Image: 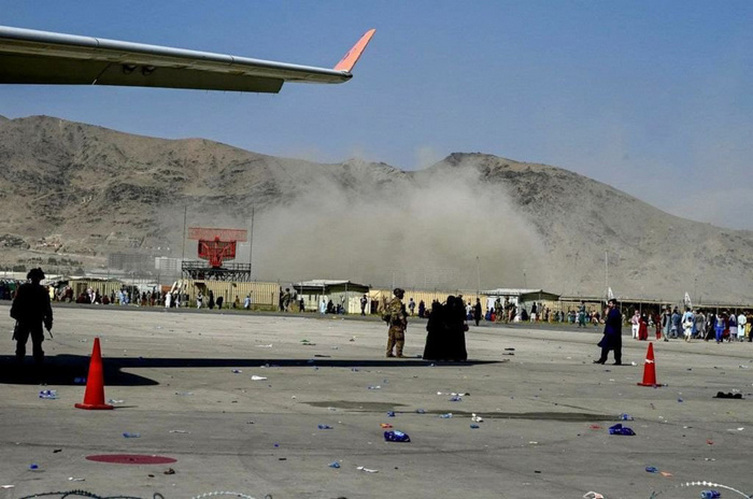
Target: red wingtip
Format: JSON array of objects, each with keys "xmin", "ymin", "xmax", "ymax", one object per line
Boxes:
[{"xmin": 334, "ymin": 28, "xmax": 376, "ymax": 73}]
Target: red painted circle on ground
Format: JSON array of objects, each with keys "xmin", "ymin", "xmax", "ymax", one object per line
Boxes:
[{"xmin": 86, "ymin": 454, "xmax": 177, "ymax": 465}]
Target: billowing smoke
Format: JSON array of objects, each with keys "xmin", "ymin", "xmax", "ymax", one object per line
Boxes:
[{"xmin": 247, "ymin": 160, "xmax": 547, "ymax": 290}]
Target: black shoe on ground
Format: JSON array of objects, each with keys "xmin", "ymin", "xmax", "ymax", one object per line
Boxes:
[{"xmin": 593, "ymin": 360, "xmax": 605, "ymax": 364}]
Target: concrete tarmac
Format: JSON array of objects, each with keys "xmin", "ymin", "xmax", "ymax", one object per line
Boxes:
[{"xmin": 1, "ymin": 305, "xmax": 751, "ymax": 499}]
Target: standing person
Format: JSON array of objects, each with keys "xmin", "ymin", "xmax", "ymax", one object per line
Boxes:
[
  {"xmin": 408, "ymin": 297, "xmax": 416, "ymax": 316},
  {"xmin": 594, "ymin": 299, "xmax": 622, "ymax": 365},
  {"xmin": 423, "ymin": 300, "xmax": 447, "ymax": 361},
  {"xmin": 631, "ymin": 310, "xmax": 641, "ymax": 339},
  {"xmin": 196, "ymin": 291, "xmax": 204, "ymax": 309},
  {"xmin": 681, "ymin": 307, "xmax": 694, "ymax": 342},
  {"xmin": 446, "ymin": 295, "xmax": 468, "ymax": 361},
  {"xmin": 473, "ymin": 298, "xmax": 482, "ymax": 327},
  {"xmin": 728, "ymin": 312, "xmax": 738, "ymax": 341},
  {"xmin": 11, "ymin": 268, "xmax": 53, "ymax": 364},
  {"xmin": 418, "ymin": 300, "xmax": 426, "ymax": 318},
  {"xmin": 243, "ymin": 294, "xmax": 251, "ymax": 310},
  {"xmin": 714, "ymin": 312, "xmax": 726, "ymax": 343},
  {"xmin": 319, "ymin": 297, "xmax": 327, "ymax": 315},
  {"xmin": 360, "ymin": 294, "xmax": 368, "ymax": 316},
  {"xmin": 298, "ymin": 296, "xmax": 305, "ymax": 312},
  {"xmin": 693, "ymin": 310, "xmax": 706, "ymax": 340},
  {"xmin": 208, "ymin": 290, "xmax": 215, "ymax": 310},
  {"xmin": 281, "ymin": 288, "xmax": 291, "ymax": 312},
  {"xmin": 216, "ymin": 295, "xmax": 224, "ymax": 310},
  {"xmin": 577, "ymin": 301, "xmax": 587, "ymax": 328},
  {"xmin": 385, "ymin": 288, "xmax": 408, "ymax": 358},
  {"xmin": 638, "ymin": 312, "xmax": 649, "ymax": 341},
  {"xmin": 661, "ymin": 306, "xmax": 672, "ymax": 341}
]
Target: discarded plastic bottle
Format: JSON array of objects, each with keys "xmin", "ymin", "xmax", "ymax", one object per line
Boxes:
[
  {"xmin": 608, "ymin": 424, "xmax": 635, "ymax": 436},
  {"xmin": 440, "ymin": 413, "xmax": 453, "ymax": 419},
  {"xmin": 700, "ymin": 490, "xmax": 721, "ymax": 499},
  {"xmin": 29, "ymin": 463, "xmax": 40, "ymax": 471},
  {"xmin": 39, "ymin": 389, "xmax": 58, "ymax": 399},
  {"xmin": 384, "ymin": 430, "xmax": 411, "ymax": 442},
  {"xmin": 645, "ymin": 466, "xmax": 658, "ymax": 473},
  {"xmin": 317, "ymin": 424, "xmax": 333, "ymax": 430},
  {"xmin": 619, "ymin": 413, "xmax": 634, "ymax": 421},
  {"xmin": 122, "ymin": 432, "xmax": 141, "ymax": 438},
  {"xmin": 470, "ymin": 424, "xmax": 480, "ymax": 429},
  {"xmin": 415, "ymin": 408, "xmax": 426, "ymax": 414},
  {"xmin": 386, "ymin": 411, "xmax": 395, "ymax": 417},
  {"xmin": 449, "ymin": 396, "xmax": 462, "ymax": 402},
  {"xmin": 328, "ymin": 461, "xmax": 341, "ymax": 469}
]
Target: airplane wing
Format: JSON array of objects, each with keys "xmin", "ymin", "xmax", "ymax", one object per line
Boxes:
[{"xmin": 0, "ymin": 25, "xmax": 375, "ymax": 93}]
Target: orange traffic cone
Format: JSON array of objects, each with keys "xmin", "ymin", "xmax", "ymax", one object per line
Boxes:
[
  {"xmin": 75, "ymin": 337, "xmax": 114, "ymax": 410},
  {"xmin": 637, "ymin": 342, "xmax": 661, "ymax": 387}
]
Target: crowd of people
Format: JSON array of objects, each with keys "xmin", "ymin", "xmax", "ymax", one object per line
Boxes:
[{"xmin": 628, "ymin": 306, "xmax": 752, "ymax": 343}]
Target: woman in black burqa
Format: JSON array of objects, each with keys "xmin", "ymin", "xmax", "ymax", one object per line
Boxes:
[{"xmin": 423, "ymin": 296, "xmax": 468, "ymax": 362}]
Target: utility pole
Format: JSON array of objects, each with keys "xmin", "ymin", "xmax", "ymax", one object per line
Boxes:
[
  {"xmin": 181, "ymin": 206, "xmax": 187, "ymax": 261},
  {"xmin": 249, "ymin": 206, "xmax": 255, "ymax": 270}
]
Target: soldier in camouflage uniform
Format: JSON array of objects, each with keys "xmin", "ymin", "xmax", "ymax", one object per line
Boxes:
[{"xmin": 386, "ymin": 288, "xmax": 408, "ymax": 358}]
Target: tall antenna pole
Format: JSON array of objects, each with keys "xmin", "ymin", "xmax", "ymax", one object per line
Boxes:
[
  {"xmin": 476, "ymin": 256, "xmax": 481, "ymax": 295},
  {"xmin": 604, "ymin": 251, "xmax": 609, "ymax": 300},
  {"xmin": 181, "ymin": 205, "xmax": 187, "ymax": 260},
  {"xmin": 249, "ymin": 206, "xmax": 255, "ymax": 269}
]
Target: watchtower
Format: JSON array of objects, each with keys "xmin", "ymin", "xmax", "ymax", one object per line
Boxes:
[{"xmin": 181, "ymin": 227, "xmax": 252, "ymax": 281}]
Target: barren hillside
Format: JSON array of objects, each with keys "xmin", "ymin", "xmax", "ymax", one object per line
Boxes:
[{"xmin": 1, "ymin": 115, "xmax": 751, "ymax": 303}]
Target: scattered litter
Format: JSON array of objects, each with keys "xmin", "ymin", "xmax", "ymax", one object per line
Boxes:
[
  {"xmin": 384, "ymin": 430, "xmax": 411, "ymax": 442},
  {"xmin": 169, "ymin": 430, "xmax": 189, "ymax": 434},
  {"xmin": 449, "ymin": 396, "xmax": 462, "ymax": 402},
  {"xmin": 108, "ymin": 399, "xmax": 124, "ymax": 405},
  {"xmin": 328, "ymin": 461, "xmax": 341, "ymax": 469},
  {"xmin": 251, "ymin": 375, "xmax": 268, "ymax": 381},
  {"xmin": 317, "ymin": 424, "xmax": 333, "ymax": 430},
  {"xmin": 39, "ymin": 389, "xmax": 58, "ymax": 399},
  {"xmin": 677, "ymin": 398, "xmax": 683, "ymax": 403},
  {"xmin": 700, "ymin": 491, "xmax": 721, "ymax": 499},
  {"xmin": 232, "ymin": 369, "xmax": 242, "ymax": 373},
  {"xmin": 470, "ymin": 424, "xmax": 480, "ymax": 429},
  {"xmin": 619, "ymin": 413, "xmax": 634, "ymax": 421},
  {"xmin": 386, "ymin": 411, "xmax": 395, "ymax": 417},
  {"xmin": 471, "ymin": 413, "xmax": 483, "ymax": 423},
  {"xmin": 504, "ymin": 348, "xmax": 515, "ymax": 351},
  {"xmin": 589, "ymin": 424, "xmax": 602, "ymax": 430},
  {"xmin": 440, "ymin": 413, "xmax": 453, "ymax": 419},
  {"xmin": 314, "ymin": 354, "xmax": 331, "ymax": 358},
  {"xmin": 704, "ymin": 457, "xmax": 716, "ymax": 461},
  {"xmin": 28, "ymin": 463, "xmax": 40, "ymax": 471},
  {"xmin": 706, "ymin": 439, "xmax": 714, "ymax": 445},
  {"xmin": 739, "ymin": 365, "xmax": 749, "ymax": 369},
  {"xmin": 608, "ymin": 424, "xmax": 635, "ymax": 436},
  {"xmin": 2, "ymin": 485, "xmax": 15, "ymax": 489},
  {"xmin": 256, "ymin": 344, "xmax": 273, "ymax": 348},
  {"xmin": 645, "ymin": 466, "xmax": 659, "ymax": 473},
  {"xmin": 356, "ymin": 466, "xmax": 378, "ymax": 473},
  {"xmin": 528, "ymin": 441, "xmax": 538, "ymax": 444},
  {"xmin": 175, "ymin": 391, "xmax": 193, "ymax": 396},
  {"xmin": 659, "ymin": 471, "xmax": 672, "ymax": 477},
  {"xmin": 367, "ymin": 385, "xmax": 381, "ymax": 390},
  {"xmin": 351, "ymin": 368, "xmax": 359, "ymax": 372},
  {"xmin": 163, "ymin": 468, "xmax": 175, "ymax": 475},
  {"xmin": 68, "ymin": 477, "xmax": 85, "ymax": 482},
  {"xmin": 583, "ymin": 492, "xmax": 604, "ymax": 499},
  {"xmin": 416, "ymin": 408, "xmax": 426, "ymax": 414},
  {"xmin": 122, "ymin": 432, "xmax": 141, "ymax": 438},
  {"xmin": 727, "ymin": 427, "xmax": 745, "ymax": 432},
  {"xmin": 380, "ymin": 423, "xmax": 393, "ymax": 429},
  {"xmin": 349, "ymin": 337, "xmax": 356, "ymax": 342},
  {"xmin": 714, "ymin": 391, "xmax": 743, "ymax": 399}
]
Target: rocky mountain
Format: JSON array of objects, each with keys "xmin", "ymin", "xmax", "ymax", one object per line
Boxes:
[{"xmin": 1, "ymin": 115, "xmax": 751, "ymax": 303}]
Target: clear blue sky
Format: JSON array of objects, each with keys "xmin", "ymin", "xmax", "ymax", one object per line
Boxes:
[{"xmin": 3, "ymin": 1, "xmax": 753, "ymax": 229}]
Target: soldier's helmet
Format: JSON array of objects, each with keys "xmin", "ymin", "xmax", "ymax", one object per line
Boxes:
[
  {"xmin": 393, "ymin": 288, "xmax": 405, "ymax": 297},
  {"xmin": 27, "ymin": 267, "xmax": 45, "ymax": 282}
]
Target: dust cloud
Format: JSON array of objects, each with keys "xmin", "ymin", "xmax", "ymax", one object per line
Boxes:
[{"xmin": 247, "ymin": 162, "xmax": 547, "ymax": 291}]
